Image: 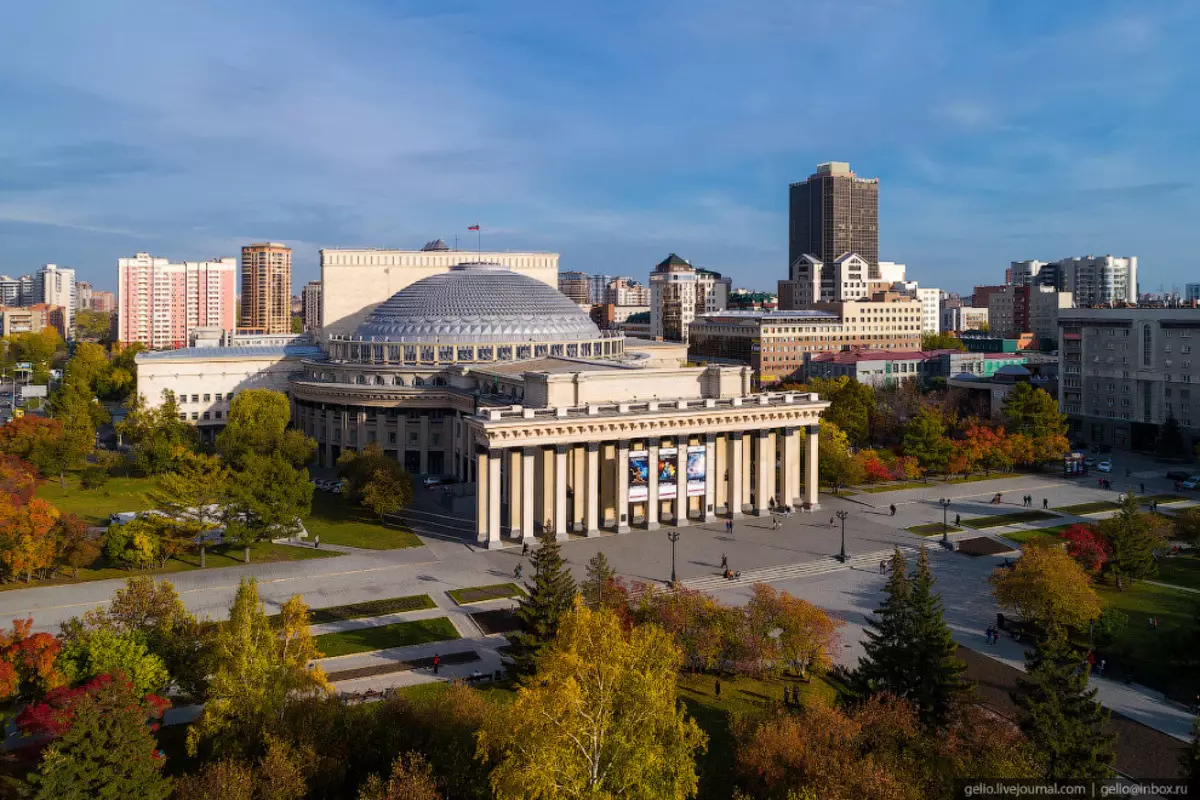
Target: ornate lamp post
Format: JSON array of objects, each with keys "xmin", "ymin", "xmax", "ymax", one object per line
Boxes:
[
  {"xmin": 835, "ymin": 510, "xmax": 849, "ymax": 563},
  {"xmin": 668, "ymin": 529, "xmax": 681, "ymax": 585},
  {"xmin": 939, "ymin": 498, "xmax": 952, "ymax": 545}
]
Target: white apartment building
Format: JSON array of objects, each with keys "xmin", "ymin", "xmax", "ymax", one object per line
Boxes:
[
  {"xmin": 319, "ymin": 241, "xmax": 559, "ymax": 337},
  {"xmin": 649, "ymin": 253, "xmax": 730, "ymax": 343},
  {"xmin": 1059, "ymin": 255, "xmax": 1137, "ymax": 306},
  {"xmin": 877, "ymin": 260, "xmax": 906, "ymax": 284},
  {"xmin": 777, "ymin": 253, "xmax": 874, "ymax": 308},
  {"xmin": 302, "ymin": 281, "xmax": 322, "ymax": 332},
  {"xmin": 916, "ymin": 287, "xmax": 941, "ymax": 334},
  {"xmin": 36, "ymin": 264, "xmax": 76, "ymax": 336},
  {"xmin": 605, "ymin": 278, "xmax": 650, "ymax": 306},
  {"xmin": 941, "ymin": 306, "xmax": 989, "ymax": 333}
]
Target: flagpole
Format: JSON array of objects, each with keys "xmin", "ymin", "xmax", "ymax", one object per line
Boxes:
[{"xmin": 477, "ymin": 227, "xmax": 481, "ymax": 261}]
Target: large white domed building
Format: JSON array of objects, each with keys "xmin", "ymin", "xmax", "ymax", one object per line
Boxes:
[
  {"xmin": 288, "ymin": 262, "xmax": 829, "ymax": 548},
  {"xmin": 139, "ymin": 260, "xmax": 829, "ymax": 549}
]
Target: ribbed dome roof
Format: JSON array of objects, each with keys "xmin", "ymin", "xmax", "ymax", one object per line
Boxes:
[{"xmin": 353, "ymin": 262, "xmax": 601, "ymax": 344}]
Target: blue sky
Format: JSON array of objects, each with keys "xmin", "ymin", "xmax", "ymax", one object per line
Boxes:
[{"xmin": 0, "ymin": 0, "xmax": 1197, "ymax": 294}]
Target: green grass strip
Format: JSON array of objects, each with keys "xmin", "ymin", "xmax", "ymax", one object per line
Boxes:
[
  {"xmin": 1052, "ymin": 501, "xmax": 1120, "ymax": 515},
  {"xmin": 447, "ymin": 583, "xmax": 527, "ymax": 605},
  {"xmin": 906, "ymin": 523, "xmax": 963, "ymax": 536},
  {"xmin": 961, "ymin": 510, "xmax": 1058, "ymax": 529},
  {"xmin": 315, "ymin": 617, "xmax": 459, "ymax": 658},
  {"xmin": 308, "ymin": 594, "xmax": 436, "ymax": 625}
]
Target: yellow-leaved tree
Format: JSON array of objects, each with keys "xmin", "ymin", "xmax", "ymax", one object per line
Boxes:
[
  {"xmin": 990, "ymin": 544, "xmax": 1102, "ymax": 630},
  {"xmin": 187, "ymin": 578, "xmax": 329, "ymax": 759},
  {"xmin": 478, "ymin": 599, "xmax": 707, "ymax": 800}
]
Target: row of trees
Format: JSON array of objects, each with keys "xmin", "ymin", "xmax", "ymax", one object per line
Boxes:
[
  {"xmin": 803, "ymin": 375, "xmax": 1070, "ymax": 489},
  {"xmin": 2, "ymin": 575, "xmax": 325, "ymax": 797}
]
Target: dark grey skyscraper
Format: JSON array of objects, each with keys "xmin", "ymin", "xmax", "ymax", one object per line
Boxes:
[{"xmin": 788, "ymin": 161, "xmax": 879, "ymax": 272}]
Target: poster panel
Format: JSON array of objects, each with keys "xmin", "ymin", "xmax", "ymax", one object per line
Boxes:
[
  {"xmin": 628, "ymin": 450, "xmax": 649, "ymax": 502},
  {"xmin": 658, "ymin": 447, "xmax": 678, "ymax": 498},
  {"xmin": 686, "ymin": 445, "xmax": 706, "ymax": 496}
]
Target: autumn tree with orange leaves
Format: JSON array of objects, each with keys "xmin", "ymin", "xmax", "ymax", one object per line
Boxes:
[
  {"xmin": 0, "ymin": 618, "xmax": 64, "ymax": 709},
  {"xmin": 0, "ymin": 497, "xmax": 60, "ymax": 582},
  {"xmin": 745, "ymin": 584, "xmax": 841, "ymax": 679}
]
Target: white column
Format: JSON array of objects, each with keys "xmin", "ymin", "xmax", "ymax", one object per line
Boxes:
[
  {"xmin": 487, "ymin": 449, "xmax": 502, "ymax": 548},
  {"xmin": 554, "ymin": 444, "xmax": 568, "ymax": 540},
  {"xmin": 521, "ymin": 447, "xmax": 536, "ymax": 542},
  {"xmin": 727, "ymin": 433, "xmax": 743, "ymax": 518},
  {"xmin": 508, "ymin": 449, "xmax": 523, "ymax": 540},
  {"xmin": 674, "ymin": 440, "xmax": 688, "ymax": 527},
  {"xmin": 419, "ymin": 414, "xmax": 430, "ymax": 474},
  {"xmin": 647, "ymin": 442, "xmax": 660, "ymax": 530},
  {"xmin": 585, "ymin": 442, "xmax": 600, "ymax": 536},
  {"xmin": 703, "ymin": 434, "xmax": 716, "ymax": 522},
  {"xmin": 475, "ymin": 446, "xmax": 490, "ymax": 545},
  {"xmin": 805, "ymin": 423, "xmax": 821, "ymax": 510},
  {"xmin": 779, "ymin": 426, "xmax": 798, "ymax": 508},
  {"xmin": 754, "ymin": 430, "xmax": 773, "ymax": 515},
  {"xmin": 616, "ymin": 440, "xmax": 630, "ymax": 533}
]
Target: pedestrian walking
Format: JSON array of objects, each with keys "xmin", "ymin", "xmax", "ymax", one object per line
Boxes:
[
  {"xmin": 955, "ymin": 513, "xmax": 961, "ymax": 525},
  {"xmin": 522, "ymin": 541, "xmax": 529, "ymax": 556},
  {"xmin": 721, "ymin": 553, "xmax": 728, "ymax": 570},
  {"xmin": 514, "ymin": 564, "xmax": 523, "ymax": 580},
  {"xmin": 829, "ymin": 517, "xmax": 835, "ymax": 527},
  {"xmin": 1098, "ymin": 659, "xmax": 1106, "ymax": 676},
  {"xmin": 984, "ymin": 625, "xmax": 992, "ymax": 643},
  {"xmin": 714, "ymin": 679, "xmax": 721, "ymax": 699},
  {"xmin": 314, "ymin": 534, "xmax": 320, "ymax": 549},
  {"xmin": 889, "ymin": 504, "xmax": 896, "ymax": 516},
  {"xmin": 1042, "ymin": 498, "xmax": 1048, "ymax": 509},
  {"xmin": 432, "ymin": 653, "xmax": 441, "ymax": 675},
  {"xmin": 879, "ymin": 560, "xmax": 887, "ymax": 574}
]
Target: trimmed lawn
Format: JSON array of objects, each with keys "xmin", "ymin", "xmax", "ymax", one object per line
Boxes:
[
  {"xmin": 306, "ymin": 594, "xmax": 436, "ymax": 625},
  {"xmin": 1001, "ymin": 528, "xmax": 1062, "ymax": 546},
  {"xmin": 961, "ymin": 510, "xmax": 1058, "ymax": 529},
  {"xmin": 447, "ymin": 583, "xmax": 527, "ymax": 605},
  {"xmin": 1146, "ymin": 494, "xmax": 1190, "ymax": 505},
  {"xmin": 36, "ymin": 474, "xmax": 155, "ymax": 526},
  {"xmin": 304, "ymin": 491, "xmax": 422, "ymax": 550},
  {"xmin": 946, "ymin": 473, "xmax": 1016, "ymax": 485},
  {"xmin": 907, "ymin": 523, "xmax": 963, "ymax": 536},
  {"xmin": 1155, "ymin": 555, "xmax": 1200, "ymax": 592},
  {"xmin": 1093, "ymin": 580, "xmax": 1200, "ymax": 697},
  {"xmin": 314, "ymin": 617, "xmax": 460, "ymax": 657},
  {"xmin": 3, "ymin": 541, "xmax": 338, "ymax": 592},
  {"xmin": 859, "ymin": 481, "xmax": 928, "ymax": 493},
  {"xmin": 1053, "ymin": 501, "xmax": 1120, "ymax": 515}
]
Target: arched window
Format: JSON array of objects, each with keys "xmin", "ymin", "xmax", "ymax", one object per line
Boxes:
[
  {"xmin": 413, "ymin": 377, "xmax": 425, "ymax": 387},
  {"xmin": 355, "ymin": 375, "xmax": 366, "ymax": 385},
  {"xmin": 433, "ymin": 377, "xmax": 447, "ymax": 387},
  {"xmin": 392, "ymin": 376, "xmax": 405, "ymax": 386},
  {"xmin": 374, "ymin": 375, "xmax": 385, "ymax": 385}
]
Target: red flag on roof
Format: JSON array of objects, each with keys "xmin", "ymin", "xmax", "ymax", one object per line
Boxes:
[{"xmin": 467, "ymin": 225, "xmax": 480, "ymax": 231}]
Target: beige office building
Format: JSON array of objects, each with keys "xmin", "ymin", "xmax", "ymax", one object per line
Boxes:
[
  {"xmin": 319, "ymin": 239, "xmax": 559, "ymax": 337},
  {"xmin": 649, "ymin": 254, "xmax": 731, "ymax": 343},
  {"xmin": 240, "ymin": 243, "xmax": 292, "ymax": 334}
]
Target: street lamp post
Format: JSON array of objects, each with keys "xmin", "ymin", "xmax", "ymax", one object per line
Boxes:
[
  {"xmin": 835, "ymin": 510, "xmax": 849, "ymax": 563},
  {"xmin": 667, "ymin": 530, "xmax": 681, "ymax": 585},
  {"xmin": 939, "ymin": 498, "xmax": 952, "ymax": 545}
]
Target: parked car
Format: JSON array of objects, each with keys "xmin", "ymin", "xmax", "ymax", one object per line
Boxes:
[
  {"xmin": 1083, "ymin": 457, "xmax": 1096, "ymax": 467},
  {"xmin": 1167, "ymin": 470, "xmax": 1191, "ymax": 481},
  {"xmin": 1184, "ymin": 476, "xmax": 1200, "ymax": 490},
  {"xmin": 423, "ymin": 475, "xmax": 445, "ymax": 487},
  {"xmin": 1097, "ymin": 461, "xmax": 1112, "ymax": 473}
]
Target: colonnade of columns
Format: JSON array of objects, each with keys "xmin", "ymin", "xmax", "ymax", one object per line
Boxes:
[{"xmin": 474, "ymin": 425, "xmax": 821, "ymax": 548}]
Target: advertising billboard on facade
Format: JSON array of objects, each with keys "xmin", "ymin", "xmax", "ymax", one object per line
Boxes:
[
  {"xmin": 628, "ymin": 451, "xmax": 649, "ymax": 502},
  {"xmin": 658, "ymin": 447, "xmax": 678, "ymax": 498},
  {"xmin": 686, "ymin": 445, "xmax": 706, "ymax": 496}
]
